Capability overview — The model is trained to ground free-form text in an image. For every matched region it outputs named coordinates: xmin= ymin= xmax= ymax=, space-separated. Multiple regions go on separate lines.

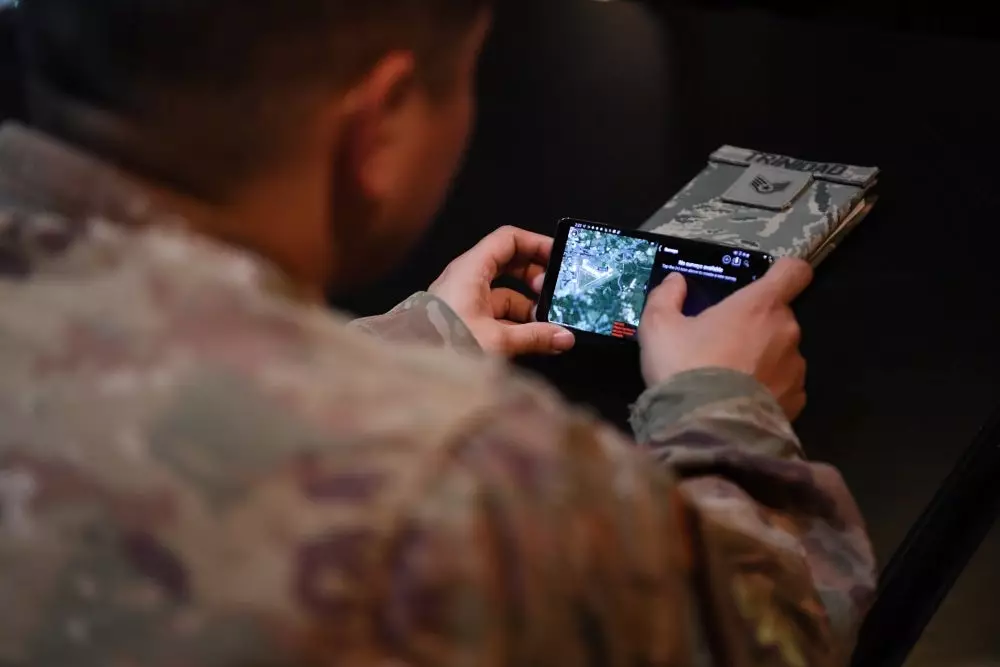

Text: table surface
xmin=336 ymin=0 xmax=1000 ymax=644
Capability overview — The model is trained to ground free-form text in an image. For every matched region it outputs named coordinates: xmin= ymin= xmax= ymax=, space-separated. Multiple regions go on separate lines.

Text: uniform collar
xmin=0 ymin=121 xmax=163 ymax=225
xmin=0 ymin=121 xmax=313 ymax=302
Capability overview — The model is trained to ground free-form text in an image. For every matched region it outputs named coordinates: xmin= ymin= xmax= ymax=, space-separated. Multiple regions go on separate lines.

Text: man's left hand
xmin=429 ymin=226 xmax=576 ymax=357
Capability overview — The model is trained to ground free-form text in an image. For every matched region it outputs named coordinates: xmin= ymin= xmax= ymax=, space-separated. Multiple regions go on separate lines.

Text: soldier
xmin=0 ymin=1 xmax=876 ymax=667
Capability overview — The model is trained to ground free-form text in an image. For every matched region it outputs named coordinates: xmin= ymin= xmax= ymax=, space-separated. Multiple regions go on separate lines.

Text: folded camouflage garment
xmin=642 ymin=146 xmax=879 ymax=266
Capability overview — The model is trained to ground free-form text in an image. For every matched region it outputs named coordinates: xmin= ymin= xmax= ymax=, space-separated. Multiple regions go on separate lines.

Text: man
xmin=0 ymin=1 xmax=876 ymax=666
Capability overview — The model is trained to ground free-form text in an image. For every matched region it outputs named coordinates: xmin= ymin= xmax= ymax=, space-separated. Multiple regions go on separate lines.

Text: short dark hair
xmin=17 ymin=0 xmax=491 ymax=196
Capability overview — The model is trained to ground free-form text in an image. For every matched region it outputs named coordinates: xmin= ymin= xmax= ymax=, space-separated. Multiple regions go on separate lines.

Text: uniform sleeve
xmin=3 ymin=367 xmax=873 ymax=667
xmin=377 ymin=383 xmax=702 ymax=667
xmin=348 ymin=292 xmax=483 ymax=354
xmin=630 ymin=369 xmax=878 ymax=667
xmin=378 ymin=370 xmax=877 ymax=667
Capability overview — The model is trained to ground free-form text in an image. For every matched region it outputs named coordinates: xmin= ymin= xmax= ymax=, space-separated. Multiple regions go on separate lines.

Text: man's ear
xmin=338 ymin=52 xmax=419 ymax=202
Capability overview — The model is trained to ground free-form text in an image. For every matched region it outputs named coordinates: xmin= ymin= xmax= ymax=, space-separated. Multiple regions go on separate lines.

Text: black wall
xmin=646 ymin=0 xmax=1000 ymax=41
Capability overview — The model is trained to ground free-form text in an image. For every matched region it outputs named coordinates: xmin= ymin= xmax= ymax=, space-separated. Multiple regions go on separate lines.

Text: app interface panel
xmin=547 ymin=223 xmax=765 ymax=339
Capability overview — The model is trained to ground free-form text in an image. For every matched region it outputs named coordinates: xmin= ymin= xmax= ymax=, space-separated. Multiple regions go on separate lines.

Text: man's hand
xmin=429 ymin=226 xmax=576 ymax=357
xmin=639 ymin=258 xmax=814 ymax=419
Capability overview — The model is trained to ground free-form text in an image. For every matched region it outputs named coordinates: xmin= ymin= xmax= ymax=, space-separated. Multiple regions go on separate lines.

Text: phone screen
xmin=539 ymin=219 xmax=773 ymax=340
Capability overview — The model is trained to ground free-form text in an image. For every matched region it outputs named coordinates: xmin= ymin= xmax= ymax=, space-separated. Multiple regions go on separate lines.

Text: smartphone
xmin=537 ymin=218 xmax=774 ymax=342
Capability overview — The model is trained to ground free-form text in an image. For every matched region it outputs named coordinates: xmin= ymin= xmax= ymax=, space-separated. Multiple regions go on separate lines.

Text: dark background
xmin=334 ymin=2 xmax=1000 ymax=664
xmin=2 ymin=1 xmax=999 ymax=665
xmin=654 ymin=0 xmax=1000 ymax=40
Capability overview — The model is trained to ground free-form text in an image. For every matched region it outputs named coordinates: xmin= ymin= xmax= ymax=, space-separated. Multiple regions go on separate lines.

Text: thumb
xmin=646 ymin=272 xmax=688 ymax=318
xmin=501 ymin=323 xmax=576 ymax=356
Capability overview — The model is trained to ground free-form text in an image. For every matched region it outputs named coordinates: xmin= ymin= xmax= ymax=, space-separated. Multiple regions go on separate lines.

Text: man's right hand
xmin=638 ymin=258 xmax=814 ymax=420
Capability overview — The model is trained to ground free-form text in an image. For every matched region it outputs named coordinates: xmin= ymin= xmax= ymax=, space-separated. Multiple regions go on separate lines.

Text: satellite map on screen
xmin=549 ymin=227 xmax=658 ymax=335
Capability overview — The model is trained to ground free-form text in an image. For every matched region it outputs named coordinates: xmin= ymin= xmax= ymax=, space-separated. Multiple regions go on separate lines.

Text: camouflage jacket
xmin=0 ymin=123 xmax=876 ymax=667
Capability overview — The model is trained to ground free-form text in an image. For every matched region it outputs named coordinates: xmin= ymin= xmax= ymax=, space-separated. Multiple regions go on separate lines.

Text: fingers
xmin=462 ymin=226 xmax=554 ymax=281
xmin=782 ymin=353 xmax=808 ymax=420
xmin=751 ymin=257 xmax=814 ymax=304
xmin=506 ymin=259 xmax=547 ymax=287
xmin=491 ymin=288 xmax=536 ymax=323
xmin=784 ymin=390 xmax=808 ymax=422
xmin=501 ymin=322 xmax=576 ymax=356
xmin=786 ymin=311 xmax=803 ymax=346
xmin=530 ymin=272 xmax=546 ymax=294
xmin=493 ymin=283 xmax=576 ymax=355
xmin=642 ymin=273 xmax=688 ymax=324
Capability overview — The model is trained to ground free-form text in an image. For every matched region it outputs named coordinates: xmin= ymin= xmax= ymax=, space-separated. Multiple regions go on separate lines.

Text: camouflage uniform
xmin=0 ymin=123 xmax=877 ymax=667
xmin=642 ymin=146 xmax=879 ymax=265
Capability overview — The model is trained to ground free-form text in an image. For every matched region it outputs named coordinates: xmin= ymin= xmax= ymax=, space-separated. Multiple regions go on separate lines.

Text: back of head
xmin=17 ymin=0 xmax=491 ymax=197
